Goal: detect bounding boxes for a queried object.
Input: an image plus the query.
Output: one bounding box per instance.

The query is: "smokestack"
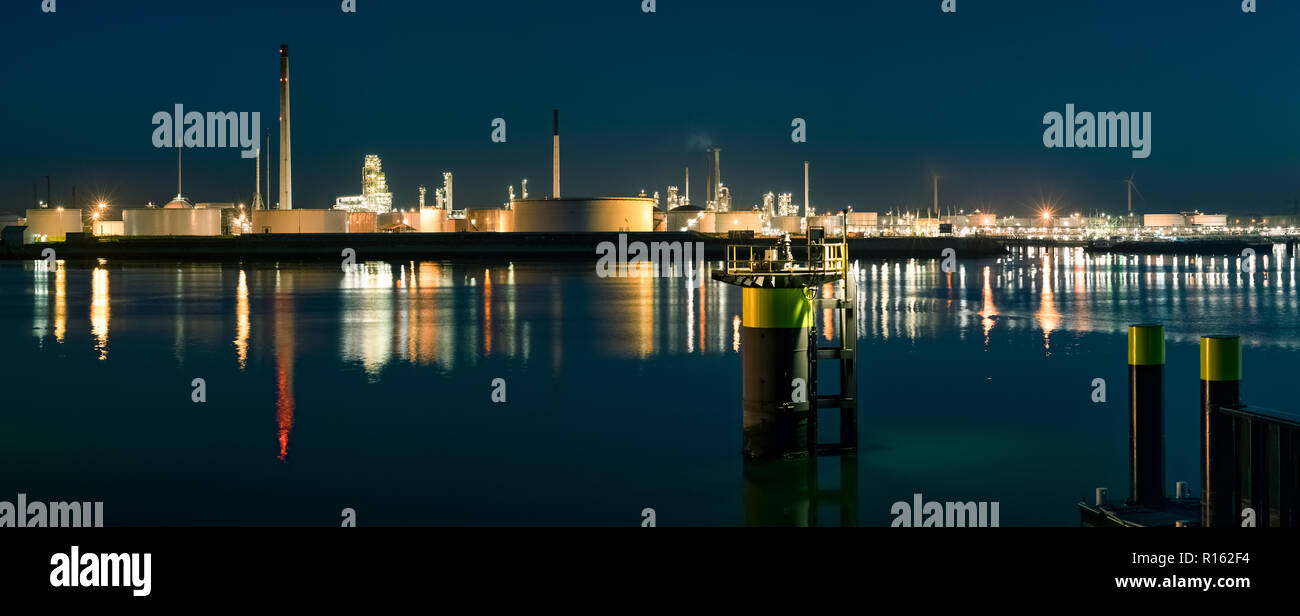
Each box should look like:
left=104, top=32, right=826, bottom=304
left=704, top=149, right=712, bottom=206
left=714, top=148, right=721, bottom=209
left=803, top=161, right=810, bottom=217
left=684, top=167, right=690, bottom=205
left=552, top=109, right=560, bottom=198
left=264, top=131, right=270, bottom=210
left=279, top=45, right=292, bottom=210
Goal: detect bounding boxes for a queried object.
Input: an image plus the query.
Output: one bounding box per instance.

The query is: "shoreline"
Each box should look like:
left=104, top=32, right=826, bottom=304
left=0, top=232, right=1009, bottom=263
left=0, top=232, right=1282, bottom=263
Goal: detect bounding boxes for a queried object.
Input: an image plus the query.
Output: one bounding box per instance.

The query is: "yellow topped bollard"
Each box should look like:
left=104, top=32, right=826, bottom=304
left=1200, top=335, right=1242, bottom=527
left=1127, top=324, right=1165, bottom=506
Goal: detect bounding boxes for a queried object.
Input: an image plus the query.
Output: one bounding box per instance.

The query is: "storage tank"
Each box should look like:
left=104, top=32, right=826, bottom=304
left=24, top=208, right=83, bottom=241
left=716, top=210, right=764, bottom=234
left=1191, top=214, right=1227, bottom=228
left=415, top=208, right=446, bottom=232
left=346, top=212, right=378, bottom=233
left=1143, top=214, right=1187, bottom=228
left=466, top=208, right=514, bottom=232
left=93, top=220, right=124, bottom=236
left=123, top=208, right=222, bottom=236
left=845, top=212, right=878, bottom=235
left=511, top=197, right=653, bottom=232
left=666, top=206, right=715, bottom=233
left=251, top=209, right=347, bottom=233
left=811, top=214, right=844, bottom=237
left=768, top=215, right=803, bottom=235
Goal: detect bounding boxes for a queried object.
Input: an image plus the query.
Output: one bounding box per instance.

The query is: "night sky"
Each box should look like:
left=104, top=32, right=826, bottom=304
left=2, top=0, right=1298, bottom=217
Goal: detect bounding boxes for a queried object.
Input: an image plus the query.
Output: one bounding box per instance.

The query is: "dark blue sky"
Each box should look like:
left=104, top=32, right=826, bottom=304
left=3, top=0, right=1298, bottom=216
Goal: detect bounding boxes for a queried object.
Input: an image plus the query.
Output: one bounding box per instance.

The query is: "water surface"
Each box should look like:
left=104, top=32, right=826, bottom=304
left=2, top=246, right=1297, bottom=525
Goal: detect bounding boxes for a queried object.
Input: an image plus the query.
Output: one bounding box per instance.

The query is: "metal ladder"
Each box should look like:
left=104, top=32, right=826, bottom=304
left=805, top=267, right=860, bottom=526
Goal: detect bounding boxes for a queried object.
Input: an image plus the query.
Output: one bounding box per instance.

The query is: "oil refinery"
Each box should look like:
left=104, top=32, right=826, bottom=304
left=2, top=44, right=1290, bottom=261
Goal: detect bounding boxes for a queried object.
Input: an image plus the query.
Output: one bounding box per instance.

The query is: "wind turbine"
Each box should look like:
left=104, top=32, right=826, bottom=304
left=1122, top=172, right=1144, bottom=217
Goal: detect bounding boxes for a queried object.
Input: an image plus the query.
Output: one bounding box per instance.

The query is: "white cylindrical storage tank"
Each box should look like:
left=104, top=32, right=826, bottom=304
left=813, top=214, right=844, bottom=237
left=123, top=208, right=222, bottom=236
left=25, top=208, right=83, bottom=240
left=415, top=208, right=447, bottom=232
left=666, top=207, right=715, bottom=233
left=1143, top=214, right=1185, bottom=228
left=93, top=220, right=124, bottom=236
left=465, top=208, right=514, bottom=232
left=768, top=215, right=803, bottom=235
left=716, top=210, right=764, bottom=234
left=845, top=212, right=878, bottom=235
left=346, top=212, right=378, bottom=233
left=511, top=197, right=653, bottom=232
left=1192, top=214, right=1227, bottom=228
left=251, top=210, right=348, bottom=233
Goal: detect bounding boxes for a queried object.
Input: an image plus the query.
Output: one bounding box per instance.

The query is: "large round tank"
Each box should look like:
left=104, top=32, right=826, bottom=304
left=251, top=210, right=348, bottom=233
left=466, top=208, right=514, bottom=232
left=666, top=206, right=715, bottom=233
left=346, top=212, right=378, bottom=233
left=24, top=208, right=83, bottom=240
left=716, top=210, right=764, bottom=234
left=768, top=216, right=803, bottom=235
left=511, top=197, right=653, bottom=232
left=123, top=208, right=222, bottom=236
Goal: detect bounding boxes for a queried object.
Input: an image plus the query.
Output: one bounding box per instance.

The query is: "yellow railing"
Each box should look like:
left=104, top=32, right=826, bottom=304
left=724, top=242, right=847, bottom=277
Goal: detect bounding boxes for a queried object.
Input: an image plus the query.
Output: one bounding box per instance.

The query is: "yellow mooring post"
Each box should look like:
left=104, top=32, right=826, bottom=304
left=1128, top=324, right=1165, bottom=506
left=1200, top=335, right=1242, bottom=527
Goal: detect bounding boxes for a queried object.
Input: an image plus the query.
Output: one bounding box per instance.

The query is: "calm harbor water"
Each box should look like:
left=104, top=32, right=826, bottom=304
left=2, top=246, right=1298, bottom=526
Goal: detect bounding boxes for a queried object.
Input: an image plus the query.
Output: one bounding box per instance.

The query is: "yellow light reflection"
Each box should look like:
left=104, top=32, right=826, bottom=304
left=90, top=267, right=109, bottom=360
left=235, top=270, right=249, bottom=370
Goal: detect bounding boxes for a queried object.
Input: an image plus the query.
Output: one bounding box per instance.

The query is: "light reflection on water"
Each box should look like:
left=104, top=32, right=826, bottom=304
left=4, top=244, right=1299, bottom=525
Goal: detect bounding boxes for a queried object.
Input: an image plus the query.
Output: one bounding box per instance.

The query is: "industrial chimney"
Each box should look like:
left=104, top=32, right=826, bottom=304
left=713, top=148, right=722, bottom=211
left=803, top=161, right=810, bottom=217
left=552, top=109, right=560, bottom=198
left=279, top=45, right=293, bottom=210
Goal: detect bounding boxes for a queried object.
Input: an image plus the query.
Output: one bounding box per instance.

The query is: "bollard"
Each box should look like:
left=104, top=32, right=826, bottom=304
left=1200, top=335, right=1242, bottom=528
left=741, top=287, right=812, bottom=460
left=1128, top=324, right=1165, bottom=506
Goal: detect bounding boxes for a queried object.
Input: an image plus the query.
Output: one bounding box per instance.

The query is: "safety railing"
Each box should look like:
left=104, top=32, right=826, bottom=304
left=724, top=242, right=847, bottom=277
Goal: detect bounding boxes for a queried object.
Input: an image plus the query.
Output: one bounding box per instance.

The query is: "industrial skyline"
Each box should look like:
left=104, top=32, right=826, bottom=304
left=3, top=1, right=1300, bottom=216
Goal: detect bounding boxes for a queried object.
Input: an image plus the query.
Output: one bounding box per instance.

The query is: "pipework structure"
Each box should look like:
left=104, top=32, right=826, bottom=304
left=334, top=155, right=394, bottom=213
